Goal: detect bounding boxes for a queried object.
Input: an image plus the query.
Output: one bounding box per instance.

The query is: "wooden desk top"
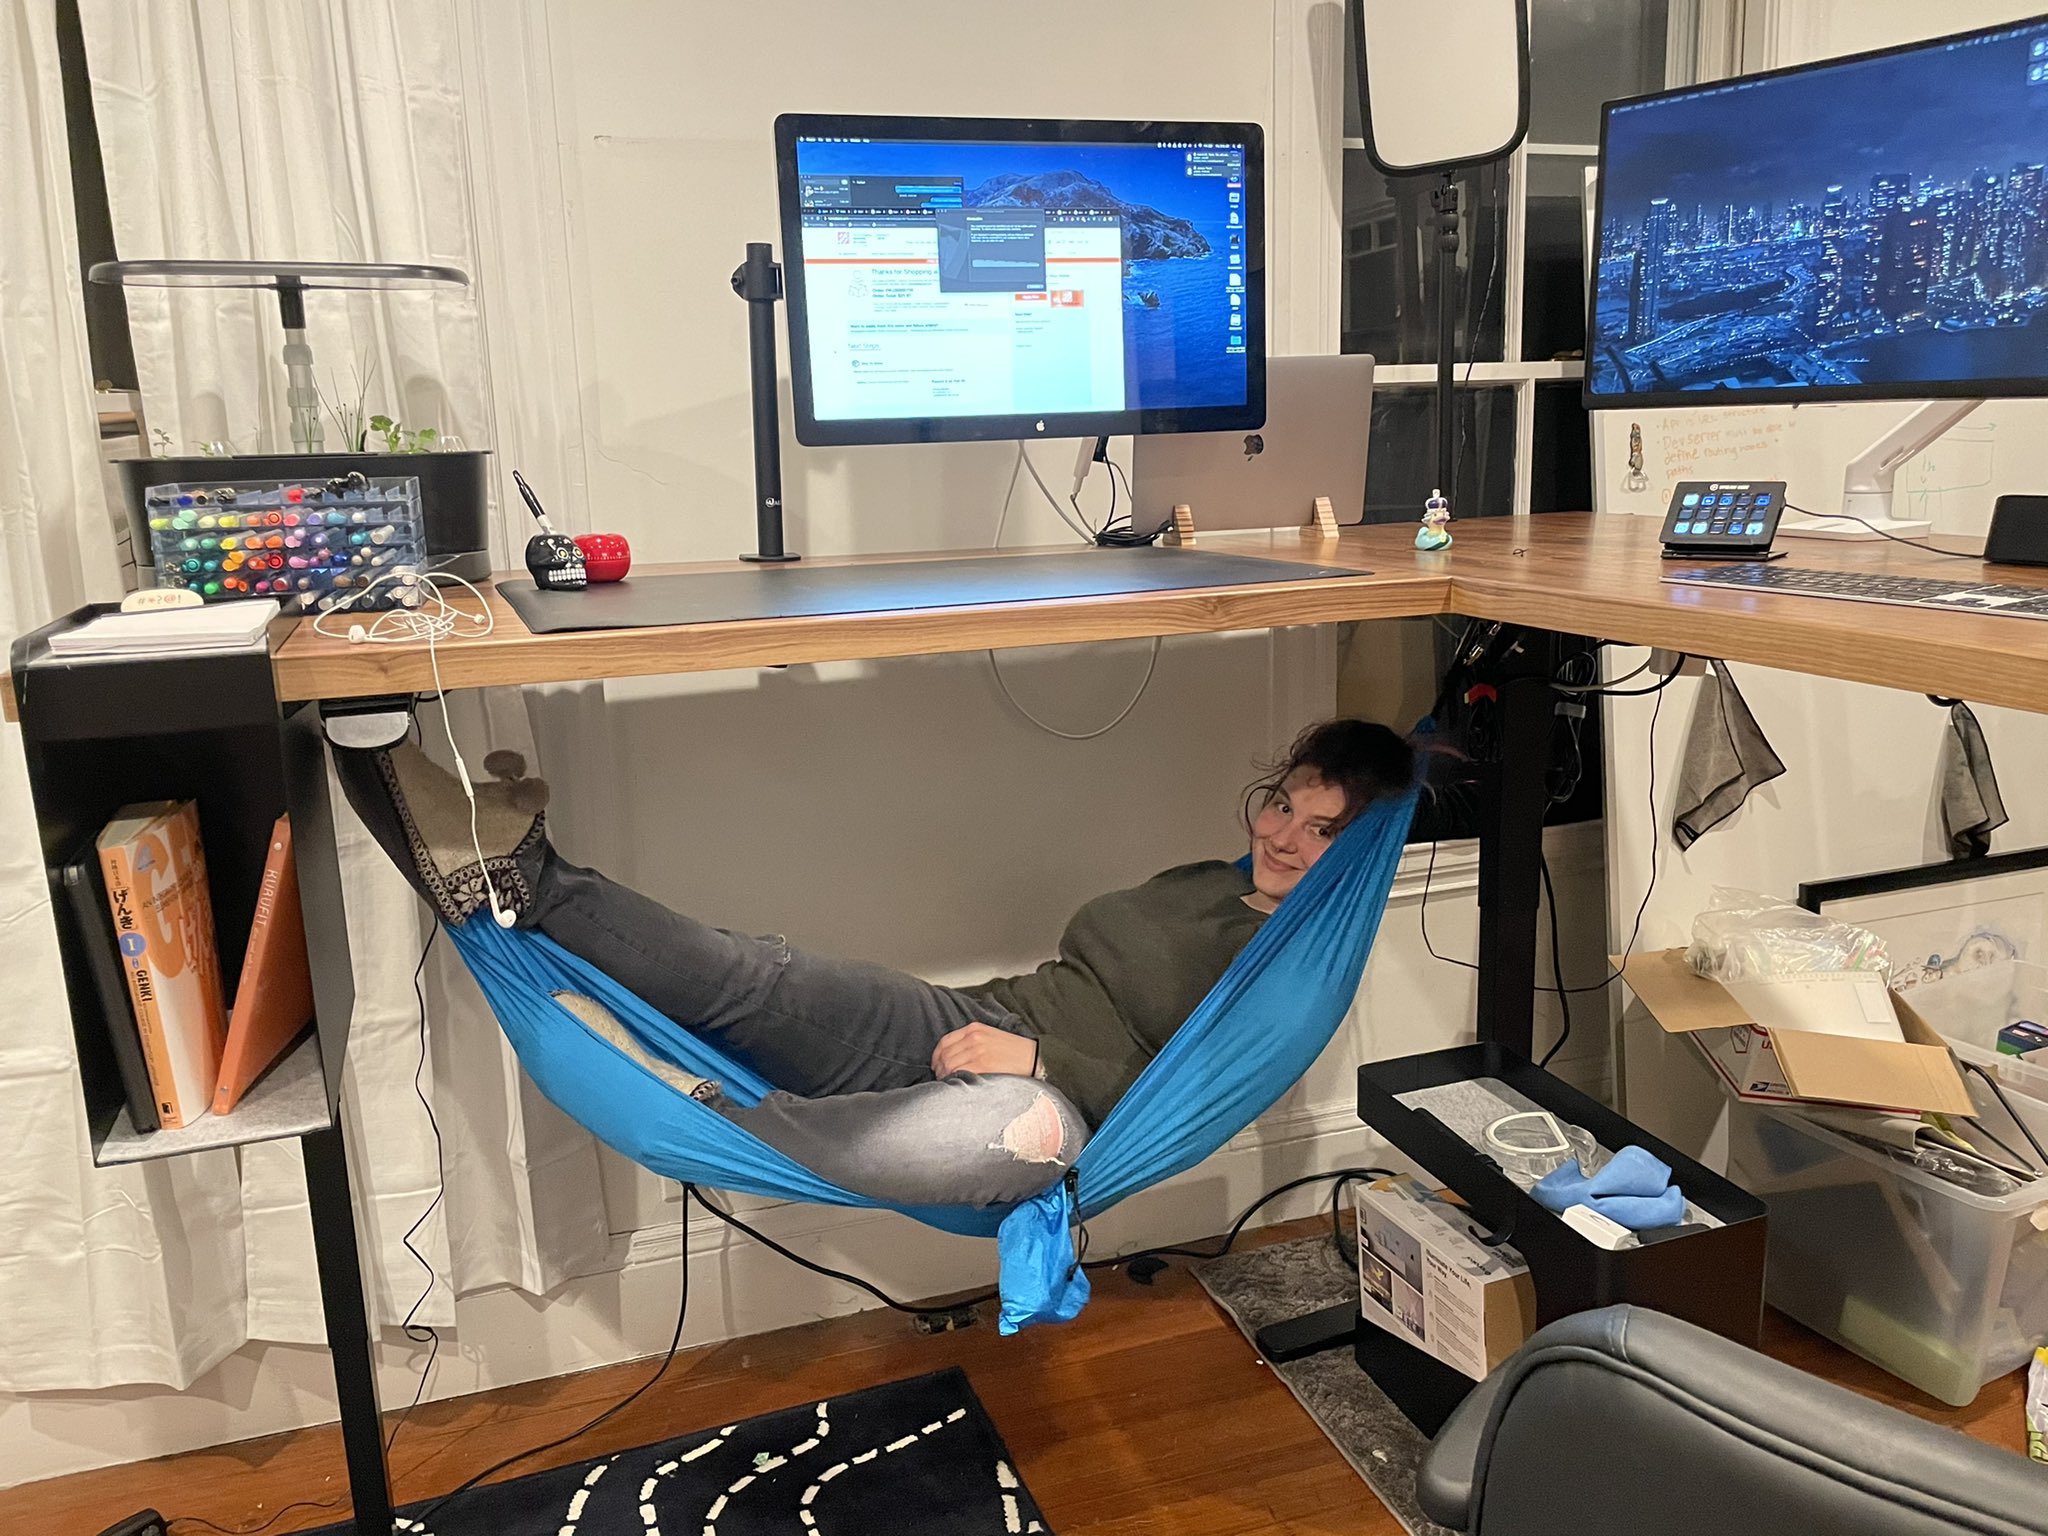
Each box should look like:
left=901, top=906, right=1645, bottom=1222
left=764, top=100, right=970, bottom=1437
left=14, top=515, right=2048, bottom=716
left=265, top=532, right=1452, bottom=702
left=1444, top=515, right=2048, bottom=715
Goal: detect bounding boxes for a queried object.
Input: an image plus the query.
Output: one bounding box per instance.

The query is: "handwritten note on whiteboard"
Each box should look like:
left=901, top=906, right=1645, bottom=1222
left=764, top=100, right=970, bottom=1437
left=1596, top=406, right=1794, bottom=516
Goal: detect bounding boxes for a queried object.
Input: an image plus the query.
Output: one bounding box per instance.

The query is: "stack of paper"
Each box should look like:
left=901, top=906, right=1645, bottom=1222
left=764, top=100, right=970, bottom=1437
left=48, top=601, right=280, bottom=658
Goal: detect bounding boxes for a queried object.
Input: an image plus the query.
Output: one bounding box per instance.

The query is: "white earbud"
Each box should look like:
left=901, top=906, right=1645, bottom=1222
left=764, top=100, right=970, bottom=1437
left=347, top=622, right=368, bottom=644
left=451, top=744, right=520, bottom=931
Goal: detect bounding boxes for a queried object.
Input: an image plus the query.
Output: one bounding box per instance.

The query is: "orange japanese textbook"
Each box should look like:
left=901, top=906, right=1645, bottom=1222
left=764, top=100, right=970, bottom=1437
left=97, top=801, right=229, bottom=1129
left=214, top=816, right=315, bottom=1115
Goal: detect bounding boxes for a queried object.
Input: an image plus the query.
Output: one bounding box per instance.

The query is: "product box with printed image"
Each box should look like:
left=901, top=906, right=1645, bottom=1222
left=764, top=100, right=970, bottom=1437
left=1355, top=1175, right=1537, bottom=1382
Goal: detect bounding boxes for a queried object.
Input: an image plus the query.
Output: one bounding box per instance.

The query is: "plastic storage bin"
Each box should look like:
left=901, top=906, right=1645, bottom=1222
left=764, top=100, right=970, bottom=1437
left=1728, top=1100, right=2048, bottom=1405
left=144, top=477, right=424, bottom=609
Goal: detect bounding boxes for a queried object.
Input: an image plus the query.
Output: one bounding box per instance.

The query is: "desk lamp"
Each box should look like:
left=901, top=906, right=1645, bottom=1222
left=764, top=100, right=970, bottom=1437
left=89, top=259, right=469, bottom=454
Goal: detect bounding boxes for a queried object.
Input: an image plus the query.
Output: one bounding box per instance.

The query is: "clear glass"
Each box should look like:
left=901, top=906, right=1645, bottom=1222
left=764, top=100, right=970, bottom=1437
left=1342, top=153, right=1510, bottom=365
left=1531, top=381, right=1592, bottom=513
left=1362, top=385, right=1516, bottom=522
left=1522, top=152, right=1597, bottom=362
left=1528, top=0, right=1670, bottom=144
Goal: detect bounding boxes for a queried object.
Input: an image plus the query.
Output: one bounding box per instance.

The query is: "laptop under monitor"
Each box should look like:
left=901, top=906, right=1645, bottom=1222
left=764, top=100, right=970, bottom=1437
left=1130, top=354, right=1374, bottom=535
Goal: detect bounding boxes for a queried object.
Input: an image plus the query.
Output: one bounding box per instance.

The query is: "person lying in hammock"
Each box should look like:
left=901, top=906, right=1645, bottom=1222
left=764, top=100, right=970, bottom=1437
left=331, top=717, right=1412, bottom=1212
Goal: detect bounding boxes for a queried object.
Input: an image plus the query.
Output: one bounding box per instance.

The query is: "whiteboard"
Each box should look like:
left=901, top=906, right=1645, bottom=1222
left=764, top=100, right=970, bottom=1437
left=1589, top=400, right=2048, bottom=535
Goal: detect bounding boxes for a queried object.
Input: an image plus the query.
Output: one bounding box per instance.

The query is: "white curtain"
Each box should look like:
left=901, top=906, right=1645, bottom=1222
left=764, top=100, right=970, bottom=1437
left=0, top=0, right=610, bottom=1389
left=0, top=2, right=253, bottom=1392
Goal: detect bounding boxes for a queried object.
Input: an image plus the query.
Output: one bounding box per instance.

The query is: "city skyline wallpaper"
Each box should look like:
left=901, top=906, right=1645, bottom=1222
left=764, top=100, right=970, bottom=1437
left=1589, top=19, right=2048, bottom=400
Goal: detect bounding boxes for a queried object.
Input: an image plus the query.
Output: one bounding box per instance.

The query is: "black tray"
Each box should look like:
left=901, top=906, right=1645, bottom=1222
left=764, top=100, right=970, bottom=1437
left=1358, top=1043, right=1768, bottom=1345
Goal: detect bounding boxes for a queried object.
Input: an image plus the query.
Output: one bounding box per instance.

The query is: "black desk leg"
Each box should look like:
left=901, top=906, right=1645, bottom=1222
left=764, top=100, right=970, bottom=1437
left=1474, top=632, right=1557, bottom=1061
left=302, top=1122, right=395, bottom=1534
left=1251, top=629, right=1559, bottom=1377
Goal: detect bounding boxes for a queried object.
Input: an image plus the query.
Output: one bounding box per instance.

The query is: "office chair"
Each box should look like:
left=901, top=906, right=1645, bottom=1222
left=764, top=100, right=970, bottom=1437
left=1417, top=1305, right=2048, bottom=1536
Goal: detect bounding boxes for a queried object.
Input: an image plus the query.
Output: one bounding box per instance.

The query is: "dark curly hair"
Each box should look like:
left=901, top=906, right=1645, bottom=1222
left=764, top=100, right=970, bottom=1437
left=1242, top=718, right=1416, bottom=835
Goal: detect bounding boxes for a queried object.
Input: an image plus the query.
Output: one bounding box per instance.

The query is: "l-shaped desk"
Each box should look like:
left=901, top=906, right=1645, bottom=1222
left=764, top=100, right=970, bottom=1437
left=13, top=512, right=2048, bottom=1532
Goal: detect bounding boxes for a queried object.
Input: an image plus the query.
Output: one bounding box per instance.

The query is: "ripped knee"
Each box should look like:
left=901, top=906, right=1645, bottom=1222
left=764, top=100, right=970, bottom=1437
left=994, top=1091, right=1072, bottom=1166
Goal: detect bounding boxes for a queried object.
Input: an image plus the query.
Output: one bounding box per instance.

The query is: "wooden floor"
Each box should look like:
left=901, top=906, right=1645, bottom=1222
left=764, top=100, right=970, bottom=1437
left=7, top=1219, right=2030, bottom=1536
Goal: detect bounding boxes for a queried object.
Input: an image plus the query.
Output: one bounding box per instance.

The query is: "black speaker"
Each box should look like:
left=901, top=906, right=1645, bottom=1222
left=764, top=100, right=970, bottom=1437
left=1985, top=495, right=2048, bottom=567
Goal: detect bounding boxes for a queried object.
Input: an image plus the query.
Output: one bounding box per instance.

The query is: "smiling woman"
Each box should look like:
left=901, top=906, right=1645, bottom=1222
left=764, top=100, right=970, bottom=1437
left=329, top=716, right=1415, bottom=1210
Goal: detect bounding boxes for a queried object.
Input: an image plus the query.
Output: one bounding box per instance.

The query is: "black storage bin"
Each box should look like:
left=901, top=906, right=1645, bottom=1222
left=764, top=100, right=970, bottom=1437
left=1358, top=1043, right=1769, bottom=1347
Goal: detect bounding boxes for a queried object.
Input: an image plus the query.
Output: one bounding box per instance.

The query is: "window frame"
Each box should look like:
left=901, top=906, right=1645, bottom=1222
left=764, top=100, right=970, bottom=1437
left=1340, top=136, right=1596, bottom=515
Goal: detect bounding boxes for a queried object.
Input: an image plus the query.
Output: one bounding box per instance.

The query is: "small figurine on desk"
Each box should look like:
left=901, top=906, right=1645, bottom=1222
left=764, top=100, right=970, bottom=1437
left=1625, top=421, right=1650, bottom=493
left=1415, top=490, right=1452, bottom=551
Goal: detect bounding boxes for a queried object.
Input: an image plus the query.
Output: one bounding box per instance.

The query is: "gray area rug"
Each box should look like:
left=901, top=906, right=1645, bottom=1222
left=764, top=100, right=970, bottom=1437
left=1198, top=1236, right=1453, bottom=1536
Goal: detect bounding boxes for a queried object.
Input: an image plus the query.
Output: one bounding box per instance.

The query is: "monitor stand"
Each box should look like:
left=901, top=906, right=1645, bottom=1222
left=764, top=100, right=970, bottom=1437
left=732, top=241, right=801, bottom=563
left=1779, top=398, right=1979, bottom=542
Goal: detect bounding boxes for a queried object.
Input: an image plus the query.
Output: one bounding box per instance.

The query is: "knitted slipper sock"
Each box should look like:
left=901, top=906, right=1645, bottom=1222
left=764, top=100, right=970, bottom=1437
left=332, top=738, right=549, bottom=924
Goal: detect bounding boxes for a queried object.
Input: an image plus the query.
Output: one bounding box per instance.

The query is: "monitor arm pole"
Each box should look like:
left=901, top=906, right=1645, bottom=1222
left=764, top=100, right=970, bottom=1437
left=1785, top=397, right=1980, bottom=540
left=1431, top=175, right=1461, bottom=518
left=732, top=242, right=801, bottom=563
left=1840, top=398, right=1980, bottom=527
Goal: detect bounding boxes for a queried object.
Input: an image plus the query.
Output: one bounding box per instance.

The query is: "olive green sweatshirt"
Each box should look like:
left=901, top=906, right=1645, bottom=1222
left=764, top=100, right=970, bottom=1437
left=965, top=861, right=1268, bottom=1128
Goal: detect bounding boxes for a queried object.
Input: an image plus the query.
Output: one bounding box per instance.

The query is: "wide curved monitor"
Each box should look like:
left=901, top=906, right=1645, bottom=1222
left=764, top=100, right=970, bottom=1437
left=775, top=114, right=1265, bottom=446
left=1587, top=17, right=2048, bottom=408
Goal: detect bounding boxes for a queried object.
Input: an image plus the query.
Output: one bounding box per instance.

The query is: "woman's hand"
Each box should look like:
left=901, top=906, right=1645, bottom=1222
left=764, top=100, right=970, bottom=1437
left=931, top=1023, right=1039, bottom=1079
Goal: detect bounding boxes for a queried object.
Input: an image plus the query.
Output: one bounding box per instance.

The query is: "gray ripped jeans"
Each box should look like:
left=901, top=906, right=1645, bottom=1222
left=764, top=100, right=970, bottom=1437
left=524, top=851, right=1088, bottom=1209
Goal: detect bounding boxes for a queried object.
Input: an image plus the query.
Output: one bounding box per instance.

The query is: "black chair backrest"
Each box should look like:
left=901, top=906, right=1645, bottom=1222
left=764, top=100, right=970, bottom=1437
left=1419, top=1305, right=2048, bottom=1536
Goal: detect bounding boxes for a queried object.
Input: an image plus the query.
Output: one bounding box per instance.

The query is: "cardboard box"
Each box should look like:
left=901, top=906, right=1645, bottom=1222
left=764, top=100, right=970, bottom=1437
left=1355, top=1176, right=1537, bottom=1382
left=1620, top=949, right=1972, bottom=1116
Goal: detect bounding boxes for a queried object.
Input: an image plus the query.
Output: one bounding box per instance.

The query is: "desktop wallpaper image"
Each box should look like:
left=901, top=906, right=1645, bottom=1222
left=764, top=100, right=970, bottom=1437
left=1590, top=21, right=2048, bottom=399
left=795, top=137, right=1249, bottom=409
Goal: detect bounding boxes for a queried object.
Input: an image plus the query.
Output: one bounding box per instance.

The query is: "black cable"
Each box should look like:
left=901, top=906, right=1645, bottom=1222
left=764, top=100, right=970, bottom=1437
left=1328, top=1168, right=1393, bottom=1268
left=171, top=933, right=449, bottom=1536
left=693, top=1189, right=1000, bottom=1315
left=409, top=1184, right=697, bottom=1529
left=388, top=925, right=447, bottom=1456
left=170, top=1498, right=345, bottom=1536
left=1093, top=1167, right=1399, bottom=1269
left=1417, top=833, right=1476, bottom=973
left=1419, top=674, right=1669, bottom=1001
left=1576, top=668, right=1689, bottom=699
left=1094, top=458, right=1170, bottom=547
left=1962, top=1060, right=2048, bottom=1170
left=1783, top=502, right=1980, bottom=558
left=1537, top=851, right=1571, bottom=1069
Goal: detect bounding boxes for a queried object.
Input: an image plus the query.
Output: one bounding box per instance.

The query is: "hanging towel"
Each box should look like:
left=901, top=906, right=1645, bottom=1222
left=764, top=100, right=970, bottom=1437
left=1672, top=661, right=1785, bottom=849
left=1938, top=701, right=2007, bottom=859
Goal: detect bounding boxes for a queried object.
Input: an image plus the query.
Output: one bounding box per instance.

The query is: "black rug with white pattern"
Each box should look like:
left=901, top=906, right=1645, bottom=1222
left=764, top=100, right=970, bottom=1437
left=315, top=1367, right=1051, bottom=1536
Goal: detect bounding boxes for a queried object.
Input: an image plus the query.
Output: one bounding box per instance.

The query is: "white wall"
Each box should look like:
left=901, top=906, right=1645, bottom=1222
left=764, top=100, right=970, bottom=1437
left=1, top=0, right=1619, bottom=1488
left=1605, top=0, right=2048, bottom=1159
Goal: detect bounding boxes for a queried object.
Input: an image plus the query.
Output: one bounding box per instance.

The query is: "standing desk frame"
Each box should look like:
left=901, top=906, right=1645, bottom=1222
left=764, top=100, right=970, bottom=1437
left=14, top=514, right=2048, bottom=1532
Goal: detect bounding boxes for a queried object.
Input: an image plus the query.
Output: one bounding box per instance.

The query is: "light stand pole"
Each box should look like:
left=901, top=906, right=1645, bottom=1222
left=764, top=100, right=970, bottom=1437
left=1430, top=174, right=1461, bottom=517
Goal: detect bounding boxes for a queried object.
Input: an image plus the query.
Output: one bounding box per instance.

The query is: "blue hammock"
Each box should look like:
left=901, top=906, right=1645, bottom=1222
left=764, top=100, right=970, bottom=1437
left=446, top=784, right=1418, bottom=1333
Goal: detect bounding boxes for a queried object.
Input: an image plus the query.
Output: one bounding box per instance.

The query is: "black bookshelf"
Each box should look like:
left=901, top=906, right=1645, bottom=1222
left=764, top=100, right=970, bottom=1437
left=9, top=604, right=394, bottom=1532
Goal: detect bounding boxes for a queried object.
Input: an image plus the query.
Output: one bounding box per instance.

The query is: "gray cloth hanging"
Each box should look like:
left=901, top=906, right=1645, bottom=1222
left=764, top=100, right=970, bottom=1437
left=1938, top=700, right=2007, bottom=859
left=1673, top=661, right=1786, bottom=850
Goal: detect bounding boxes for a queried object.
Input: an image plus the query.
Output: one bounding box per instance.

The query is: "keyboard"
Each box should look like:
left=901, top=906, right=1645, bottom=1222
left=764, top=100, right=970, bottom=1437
left=1662, top=562, right=2048, bottom=622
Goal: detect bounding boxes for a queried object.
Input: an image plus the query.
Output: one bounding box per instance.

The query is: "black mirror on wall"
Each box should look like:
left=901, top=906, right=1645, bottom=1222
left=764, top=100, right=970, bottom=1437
left=1351, top=0, right=1529, bottom=529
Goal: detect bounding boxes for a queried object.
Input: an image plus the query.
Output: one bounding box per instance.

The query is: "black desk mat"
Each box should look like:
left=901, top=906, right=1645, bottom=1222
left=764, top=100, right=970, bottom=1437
left=499, top=547, right=1370, bottom=633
